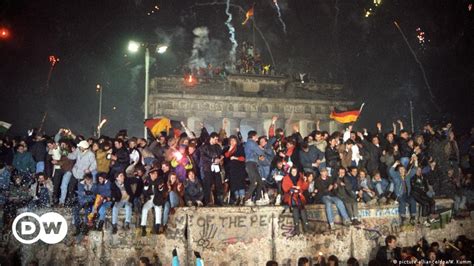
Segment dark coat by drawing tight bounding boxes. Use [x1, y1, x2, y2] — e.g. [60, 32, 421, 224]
[142, 176, 166, 206]
[184, 179, 204, 202]
[199, 143, 222, 172]
[361, 139, 383, 174]
[112, 147, 129, 169]
[77, 181, 96, 206]
[30, 140, 47, 162]
[325, 146, 340, 169]
[375, 246, 401, 265]
[223, 144, 247, 191]
[111, 179, 135, 203]
[126, 176, 144, 202]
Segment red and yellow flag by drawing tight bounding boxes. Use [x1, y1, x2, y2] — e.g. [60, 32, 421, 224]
[330, 103, 365, 123]
[145, 117, 172, 137]
[242, 6, 254, 25]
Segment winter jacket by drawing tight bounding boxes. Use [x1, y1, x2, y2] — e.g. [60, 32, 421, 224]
[68, 149, 97, 179]
[282, 174, 309, 206]
[361, 138, 382, 174]
[126, 175, 144, 203]
[77, 180, 96, 206]
[410, 174, 430, 195]
[13, 152, 36, 173]
[333, 175, 356, 201]
[372, 178, 390, 196]
[171, 154, 193, 182]
[299, 146, 324, 171]
[96, 180, 112, 199]
[0, 145, 14, 166]
[199, 143, 223, 171]
[315, 176, 335, 198]
[95, 149, 111, 173]
[111, 180, 130, 202]
[111, 147, 129, 170]
[30, 179, 54, 204]
[223, 145, 247, 191]
[142, 176, 166, 206]
[325, 146, 340, 169]
[399, 138, 412, 158]
[184, 179, 204, 202]
[389, 166, 416, 197]
[244, 139, 265, 163]
[30, 140, 47, 162]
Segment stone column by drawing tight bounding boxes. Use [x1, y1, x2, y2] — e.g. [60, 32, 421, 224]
[301, 120, 318, 137]
[186, 117, 203, 137]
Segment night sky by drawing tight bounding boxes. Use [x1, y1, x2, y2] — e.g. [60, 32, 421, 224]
[1, 0, 473, 137]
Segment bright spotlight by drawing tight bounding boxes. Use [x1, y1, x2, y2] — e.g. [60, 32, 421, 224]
[128, 41, 140, 53]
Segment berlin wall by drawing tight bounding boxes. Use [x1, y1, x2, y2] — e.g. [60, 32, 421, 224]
[2, 199, 473, 266]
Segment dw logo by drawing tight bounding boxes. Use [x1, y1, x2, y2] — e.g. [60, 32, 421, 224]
[12, 212, 68, 244]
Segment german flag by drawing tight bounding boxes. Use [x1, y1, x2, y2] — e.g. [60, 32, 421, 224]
[144, 117, 172, 137]
[330, 103, 365, 124]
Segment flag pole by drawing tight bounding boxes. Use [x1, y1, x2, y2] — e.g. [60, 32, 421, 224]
[352, 103, 365, 129]
[358, 102, 365, 114]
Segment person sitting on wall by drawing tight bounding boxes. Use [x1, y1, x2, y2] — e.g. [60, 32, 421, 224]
[111, 172, 133, 234]
[73, 173, 96, 235]
[184, 170, 204, 207]
[140, 167, 166, 236]
[282, 166, 310, 235]
[315, 168, 351, 230]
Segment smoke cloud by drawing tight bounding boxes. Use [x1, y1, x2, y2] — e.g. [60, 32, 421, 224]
[189, 27, 210, 68]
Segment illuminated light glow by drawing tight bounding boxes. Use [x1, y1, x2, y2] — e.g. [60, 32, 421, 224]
[173, 151, 183, 161]
[365, 9, 373, 18]
[128, 41, 140, 53]
[374, 0, 382, 6]
[157, 45, 168, 54]
[96, 84, 101, 89]
[49, 55, 59, 66]
[185, 74, 198, 87]
[113, 106, 117, 110]
[469, 3, 472, 11]
[155, 5, 159, 9]
[0, 27, 10, 39]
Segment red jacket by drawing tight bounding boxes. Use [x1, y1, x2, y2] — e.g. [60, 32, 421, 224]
[282, 174, 309, 206]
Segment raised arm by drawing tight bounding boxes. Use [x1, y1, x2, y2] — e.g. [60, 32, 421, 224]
[268, 116, 277, 138]
[397, 120, 404, 131]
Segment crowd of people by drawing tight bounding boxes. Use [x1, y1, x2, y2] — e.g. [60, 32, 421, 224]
[286, 234, 474, 266]
[0, 116, 473, 237]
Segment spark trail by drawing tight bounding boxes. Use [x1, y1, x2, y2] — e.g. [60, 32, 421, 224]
[191, 1, 276, 69]
[393, 21, 437, 109]
[273, 0, 287, 34]
[225, 0, 238, 63]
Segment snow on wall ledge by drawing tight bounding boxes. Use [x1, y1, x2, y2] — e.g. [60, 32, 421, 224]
[2, 199, 473, 266]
